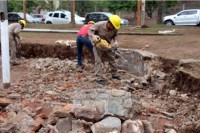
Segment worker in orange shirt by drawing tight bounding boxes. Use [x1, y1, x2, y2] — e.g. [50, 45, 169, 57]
[76, 21, 95, 69]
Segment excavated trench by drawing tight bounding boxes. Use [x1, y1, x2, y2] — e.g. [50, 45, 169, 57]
[19, 43, 200, 98]
[160, 58, 200, 96]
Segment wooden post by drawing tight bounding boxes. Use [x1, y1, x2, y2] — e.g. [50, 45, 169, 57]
[0, 0, 10, 88]
[137, 0, 141, 27]
[70, 0, 75, 27]
[23, 0, 26, 22]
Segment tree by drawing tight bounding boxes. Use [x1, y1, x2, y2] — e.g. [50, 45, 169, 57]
[146, 0, 157, 18]
[146, 0, 178, 19]
[8, 0, 48, 13]
[157, 0, 178, 24]
[157, 0, 164, 24]
[75, 1, 95, 16]
[165, 0, 178, 9]
[106, 0, 136, 14]
[8, 0, 23, 12]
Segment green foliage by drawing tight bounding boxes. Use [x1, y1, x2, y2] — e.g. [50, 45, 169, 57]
[8, 0, 23, 12]
[75, 0, 110, 16]
[75, 1, 95, 16]
[57, 1, 70, 11]
[106, 0, 137, 13]
[165, 0, 178, 8]
[145, 0, 178, 18]
[7, 0, 48, 13]
[26, 1, 38, 13]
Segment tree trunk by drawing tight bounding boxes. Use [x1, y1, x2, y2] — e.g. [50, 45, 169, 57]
[49, 1, 54, 11]
[70, 0, 75, 27]
[23, 0, 26, 22]
[157, 0, 164, 24]
[136, 0, 141, 27]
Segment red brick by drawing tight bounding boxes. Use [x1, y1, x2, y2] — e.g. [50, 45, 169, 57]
[32, 117, 44, 131]
[62, 104, 72, 112]
[0, 115, 7, 123]
[0, 98, 11, 106]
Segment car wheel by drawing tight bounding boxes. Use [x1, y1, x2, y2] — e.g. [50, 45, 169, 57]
[165, 20, 174, 26]
[46, 21, 52, 24]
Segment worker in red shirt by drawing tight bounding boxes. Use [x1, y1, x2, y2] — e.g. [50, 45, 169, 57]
[76, 21, 95, 69]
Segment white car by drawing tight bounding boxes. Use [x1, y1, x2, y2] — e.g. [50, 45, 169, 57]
[32, 14, 45, 23]
[45, 10, 85, 24]
[163, 9, 200, 26]
[17, 12, 40, 23]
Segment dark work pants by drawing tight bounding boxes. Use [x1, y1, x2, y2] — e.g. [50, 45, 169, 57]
[76, 35, 94, 66]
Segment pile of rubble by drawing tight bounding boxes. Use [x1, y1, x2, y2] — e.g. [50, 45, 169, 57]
[0, 58, 199, 133]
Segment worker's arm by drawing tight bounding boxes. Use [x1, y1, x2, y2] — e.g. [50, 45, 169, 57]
[88, 24, 100, 44]
[88, 23, 99, 37]
[13, 27, 21, 40]
[112, 31, 119, 48]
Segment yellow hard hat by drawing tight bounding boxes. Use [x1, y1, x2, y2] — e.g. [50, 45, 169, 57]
[88, 21, 95, 24]
[18, 20, 26, 28]
[109, 15, 121, 29]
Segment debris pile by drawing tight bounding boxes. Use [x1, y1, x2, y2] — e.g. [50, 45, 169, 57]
[0, 58, 199, 133]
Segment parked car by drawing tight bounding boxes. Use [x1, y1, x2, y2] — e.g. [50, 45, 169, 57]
[8, 12, 23, 22]
[163, 9, 200, 26]
[44, 10, 85, 24]
[44, 11, 54, 20]
[32, 14, 45, 23]
[84, 12, 129, 25]
[8, 12, 40, 23]
[18, 12, 40, 23]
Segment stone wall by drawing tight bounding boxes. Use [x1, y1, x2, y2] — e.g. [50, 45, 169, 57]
[72, 89, 133, 119]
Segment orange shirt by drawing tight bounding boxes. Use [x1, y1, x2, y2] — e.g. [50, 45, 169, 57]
[77, 24, 93, 36]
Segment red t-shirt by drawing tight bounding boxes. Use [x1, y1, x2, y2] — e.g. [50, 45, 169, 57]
[77, 24, 93, 36]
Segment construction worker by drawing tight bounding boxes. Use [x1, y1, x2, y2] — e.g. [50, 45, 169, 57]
[76, 21, 95, 69]
[8, 20, 26, 65]
[88, 15, 121, 85]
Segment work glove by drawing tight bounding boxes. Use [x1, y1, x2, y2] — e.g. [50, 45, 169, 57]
[90, 35, 101, 44]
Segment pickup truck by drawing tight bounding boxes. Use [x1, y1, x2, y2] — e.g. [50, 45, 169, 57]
[163, 9, 200, 26]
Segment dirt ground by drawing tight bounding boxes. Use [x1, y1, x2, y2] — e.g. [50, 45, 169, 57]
[21, 25, 200, 60]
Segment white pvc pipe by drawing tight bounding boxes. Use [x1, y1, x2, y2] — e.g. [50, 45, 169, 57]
[1, 20, 10, 88]
[22, 28, 78, 33]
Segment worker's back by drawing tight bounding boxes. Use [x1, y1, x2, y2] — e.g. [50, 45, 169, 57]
[8, 23, 21, 36]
